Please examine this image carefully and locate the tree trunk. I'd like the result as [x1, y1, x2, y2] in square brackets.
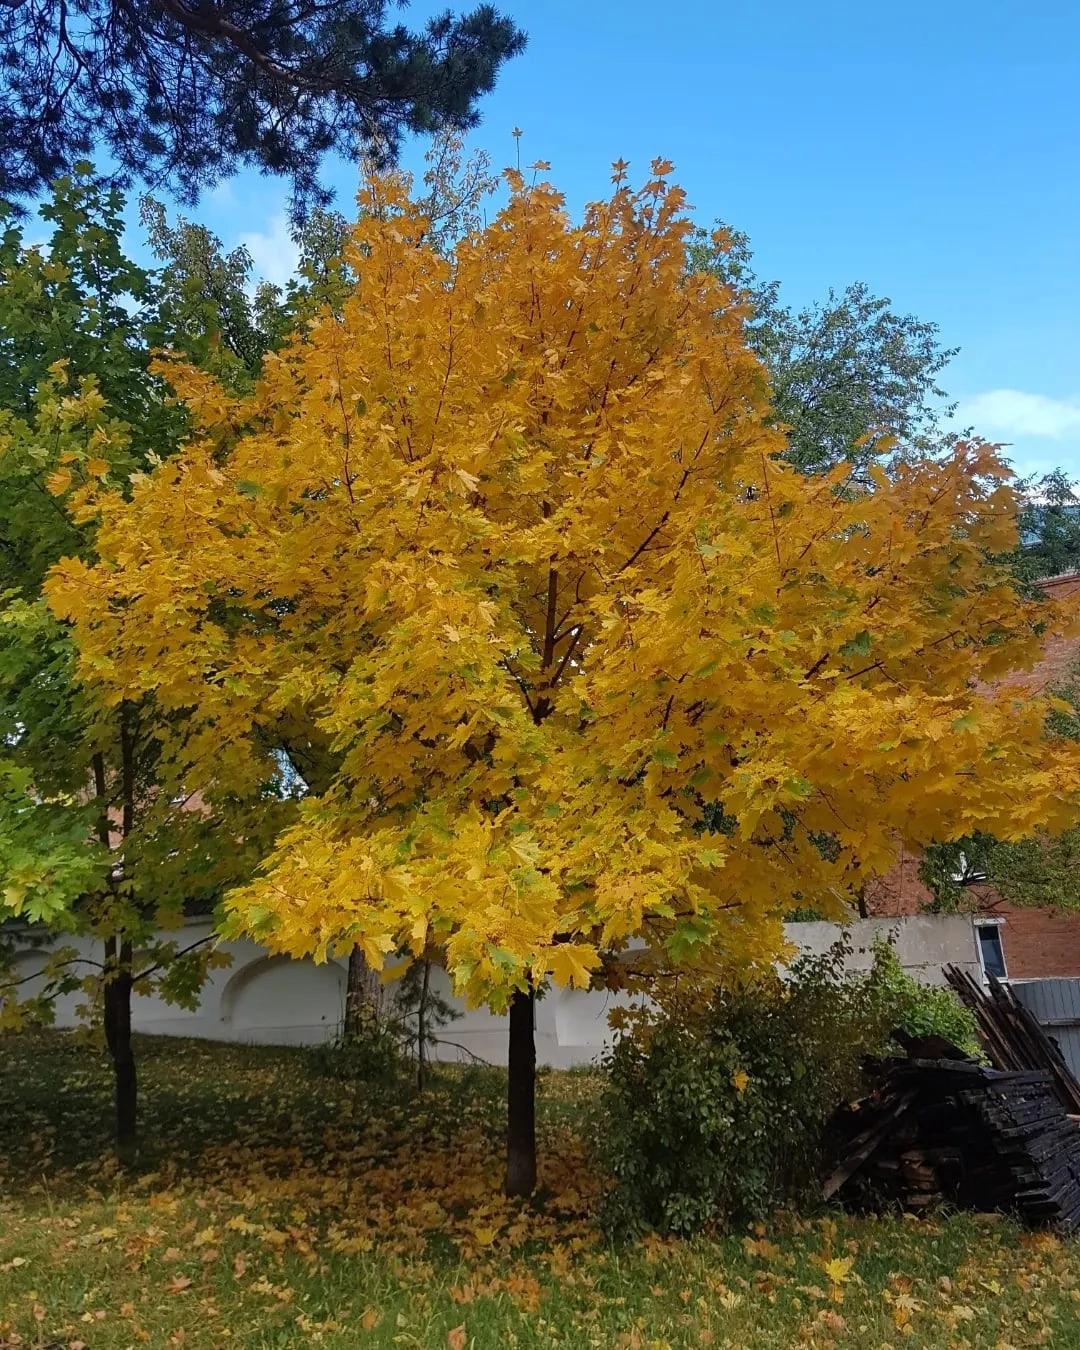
[103, 945, 136, 1162]
[343, 943, 382, 1040]
[416, 958, 431, 1091]
[505, 987, 537, 1197]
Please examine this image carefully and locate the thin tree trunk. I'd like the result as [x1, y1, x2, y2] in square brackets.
[98, 705, 139, 1161]
[417, 958, 431, 1091]
[505, 987, 537, 1197]
[103, 938, 136, 1162]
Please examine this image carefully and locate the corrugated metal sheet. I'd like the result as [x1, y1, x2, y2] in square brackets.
[1012, 979, 1080, 1079]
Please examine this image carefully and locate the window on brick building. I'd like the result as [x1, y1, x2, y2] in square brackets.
[975, 919, 1008, 981]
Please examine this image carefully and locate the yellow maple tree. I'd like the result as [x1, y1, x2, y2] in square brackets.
[48, 162, 1079, 1192]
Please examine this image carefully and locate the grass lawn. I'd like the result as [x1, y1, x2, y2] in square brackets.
[1, 1031, 1079, 1348]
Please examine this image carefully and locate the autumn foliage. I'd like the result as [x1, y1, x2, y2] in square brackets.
[49, 161, 1079, 1016]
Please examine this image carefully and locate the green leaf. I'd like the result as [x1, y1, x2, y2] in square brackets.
[839, 629, 873, 660]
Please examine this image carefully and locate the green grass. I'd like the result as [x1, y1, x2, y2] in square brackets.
[2, 1030, 1079, 1348]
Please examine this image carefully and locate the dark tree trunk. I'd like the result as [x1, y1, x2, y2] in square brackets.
[343, 943, 382, 1040]
[505, 987, 537, 1197]
[416, 958, 431, 1091]
[103, 942, 136, 1162]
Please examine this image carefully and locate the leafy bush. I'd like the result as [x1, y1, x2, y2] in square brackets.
[308, 1016, 406, 1087]
[870, 938, 981, 1057]
[596, 937, 981, 1237]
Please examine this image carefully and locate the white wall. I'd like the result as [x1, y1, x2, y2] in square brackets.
[786, 915, 981, 987]
[7, 915, 981, 1068]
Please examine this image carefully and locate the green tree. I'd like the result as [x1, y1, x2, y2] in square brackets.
[140, 199, 281, 389]
[687, 224, 956, 479]
[1, 0, 525, 212]
[1010, 469, 1080, 587]
[0, 171, 287, 1155]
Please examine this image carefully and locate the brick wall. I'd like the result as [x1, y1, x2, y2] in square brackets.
[989, 904, 1080, 979]
[865, 573, 1080, 980]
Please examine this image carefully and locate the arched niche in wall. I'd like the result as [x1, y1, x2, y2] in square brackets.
[219, 953, 345, 1043]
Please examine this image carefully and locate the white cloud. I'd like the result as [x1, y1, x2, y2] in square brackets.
[954, 388, 1080, 441]
[238, 212, 299, 290]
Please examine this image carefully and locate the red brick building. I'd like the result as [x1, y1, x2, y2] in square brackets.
[865, 573, 1080, 981]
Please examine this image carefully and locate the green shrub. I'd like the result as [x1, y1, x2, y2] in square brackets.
[308, 1016, 406, 1087]
[596, 937, 982, 1237]
[870, 938, 982, 1057]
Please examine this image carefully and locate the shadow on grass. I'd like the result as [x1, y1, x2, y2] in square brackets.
[0, 1027, 520, 1192]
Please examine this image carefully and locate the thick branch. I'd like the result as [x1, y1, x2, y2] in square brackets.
[151, 0, 331, 92]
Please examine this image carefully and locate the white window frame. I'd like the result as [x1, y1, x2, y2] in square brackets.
[974, 916, 1008, 983]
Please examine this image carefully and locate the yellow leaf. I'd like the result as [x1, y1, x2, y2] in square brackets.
[379, 955, 412, 985]
[46, 468, 72, 496]
[547, 944, 600, 990]
[732, 1069, 749, 1095]
[823, 1256, 853, 1285]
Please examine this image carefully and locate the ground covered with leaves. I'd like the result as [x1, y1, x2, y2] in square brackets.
[2, 1032, 1080, 1348]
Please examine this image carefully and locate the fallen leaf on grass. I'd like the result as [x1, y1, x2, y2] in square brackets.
[823, 1257, 853, 1286]
[743, 1236, 781, 1261]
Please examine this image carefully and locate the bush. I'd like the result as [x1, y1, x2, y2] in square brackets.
[870, 938, 982, 1057]
[308, 1016, 406, 1087]
[596, 937, 981, 1237]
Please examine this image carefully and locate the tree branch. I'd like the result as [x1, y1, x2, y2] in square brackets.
[0, 955, 104, 994]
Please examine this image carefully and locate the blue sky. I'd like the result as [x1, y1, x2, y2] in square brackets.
[190, 0, 1079, 478]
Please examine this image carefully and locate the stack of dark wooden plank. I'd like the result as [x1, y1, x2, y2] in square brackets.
[825, 1057, 1080, 1229]
[943, 964, 1080, 1114]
